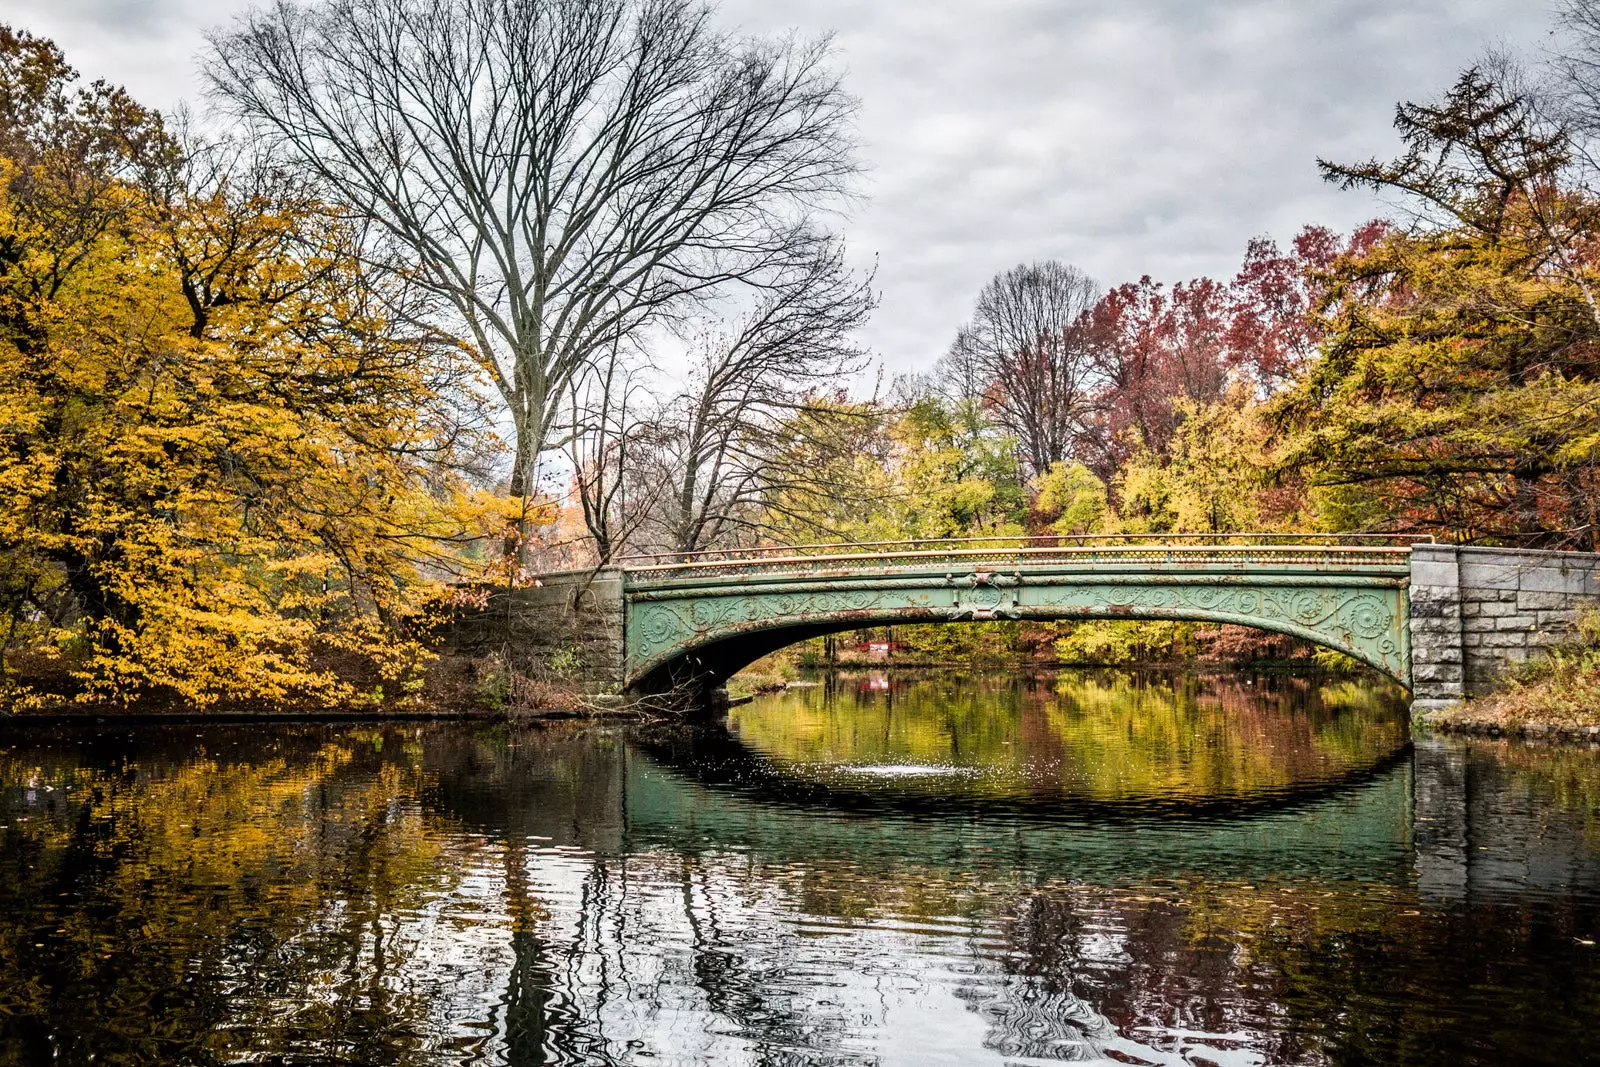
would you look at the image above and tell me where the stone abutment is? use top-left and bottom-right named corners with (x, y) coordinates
top-left (445, 570), bottom-right (627, 697)
top-left (1409, 545), bottom-right (1600, 710)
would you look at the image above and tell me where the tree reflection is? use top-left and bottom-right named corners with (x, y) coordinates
top-left (502, 841), bottom-right (609, 1066)
top-left (0, 728), bottom-right (450, 1063)
top-left (727, 670), bottom-right (1410, 805)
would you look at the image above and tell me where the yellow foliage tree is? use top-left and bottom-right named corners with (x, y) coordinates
top-left (1029, 460), bottom-right (1107, 536)
top-left (0, 28), bottom-right (502, 710)
top-left (1278, 68), bottom-right (1600, 547)
top-left (1107, 383), bottom-right (1306, 536)
top-left (1052, 384), bottom-right (1312, 664)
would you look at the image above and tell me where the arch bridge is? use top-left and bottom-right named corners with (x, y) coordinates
top-left (489, 536), bottom-right (1600, 711)
top-left (616, 537), bottom-right (1414, 703)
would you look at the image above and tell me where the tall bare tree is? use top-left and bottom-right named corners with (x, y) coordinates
top-left (206, 0), bottom-right (858, 552)
top-left (940, 260), bottom-right (1102, 479)
top-left (639, 241), bottom-right (874, 555)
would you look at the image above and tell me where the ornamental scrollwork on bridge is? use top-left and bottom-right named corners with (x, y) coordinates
top-left (1024, 583), bottom-right (1404, 670)
top-left (631, 587), bottom-right (891, 665)
top-left (625, 572), bottom-right (1408, 684)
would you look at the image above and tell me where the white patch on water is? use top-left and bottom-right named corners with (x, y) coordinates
top-left (847, 764), bottom-right (969, 777)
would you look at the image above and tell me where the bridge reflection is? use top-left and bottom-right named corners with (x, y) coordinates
top-left (625, 739), bottom-right (1419, 890)
top-left (631, 716), bottom-right (1414, 825)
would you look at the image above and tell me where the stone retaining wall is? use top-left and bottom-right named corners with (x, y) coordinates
top-left (1410, 546), bottom-right (1600, 709)
top-left (443, 570), bottom-right (627, 693)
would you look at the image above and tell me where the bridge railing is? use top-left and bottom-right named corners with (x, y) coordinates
top-left (619, 534), bottom-right (1427, 580)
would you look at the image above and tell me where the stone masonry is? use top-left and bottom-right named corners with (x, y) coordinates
top-left (1410, 545), bottom-right (1600, 710)
top-left (445, 569), bottom-right (627, 694)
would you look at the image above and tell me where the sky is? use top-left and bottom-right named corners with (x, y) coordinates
top-left (4, 0), bottom-right (1560, 377)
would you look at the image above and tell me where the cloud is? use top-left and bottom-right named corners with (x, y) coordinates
top-left (721, 0), bottom-right (1552, 374)
top-left (5, 0), bottom-right (242, 109)
top-left (6, 0), bottom-right (1555, 377)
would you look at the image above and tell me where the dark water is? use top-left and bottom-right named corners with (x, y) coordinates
top-left (2, 671), bottom-right (1599, 1066)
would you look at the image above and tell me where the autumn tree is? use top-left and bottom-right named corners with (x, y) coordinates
top-left (0, 27), bottom-right (494, 708)
top-left (1029, 461), bottom-right (1107, 536)
top-left (1276, 67), bottom-right (1600, 547)
top-left (881, 394), bottom-right (1028, 539)
top-left (941, 261), bottom-right (1102, 480)
top-left (1108, 384), bottom-right (1305, 536)
top-left (207, 0), bottom-right (860, 557)
top-left (1077, 276), bottom-right (1230, 471)
top-left (1225, 223), bottom-right (1388, 389)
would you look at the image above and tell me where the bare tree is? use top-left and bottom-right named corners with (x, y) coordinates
top-left (940, 261), bottom-right (1102, 480)
top-left (560, 340), bottom-right (661, 567)
top-left (206, 0), bottom-right (859, 554)
top-left (926, 329), bottom-right (987, 410)
top-left (1550, 3), bottom-right (1600, 162)
top-left (639, 242), bottom-right (874, 555)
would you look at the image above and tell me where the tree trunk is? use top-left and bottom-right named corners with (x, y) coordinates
top-left (505, 403), bottom-right (549, 573)
top-left (1512, 460), bottom-right (1544, 543)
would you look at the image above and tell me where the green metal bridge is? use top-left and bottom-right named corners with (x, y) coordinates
top-left (493, 536), bottom-right (1594, 708)
top-left (614, 535), bottom-right (1419, 700)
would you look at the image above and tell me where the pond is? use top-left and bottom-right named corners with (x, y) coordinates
top-left (1, 670), bottom-right (1598, 1065)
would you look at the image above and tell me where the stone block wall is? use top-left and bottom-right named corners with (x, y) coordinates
top-left (443, 569), bottom-right (627, 693)
top-left (1410, 545), bottom-right (1600, 709)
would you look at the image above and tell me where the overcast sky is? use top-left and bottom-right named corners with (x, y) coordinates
top-left (4, 0), bottom-right (1559, 375)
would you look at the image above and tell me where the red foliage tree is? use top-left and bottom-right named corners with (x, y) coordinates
top-left (1080, 222), bottom-right (1388, 476)
top-left (1080, 276), bottom-right (1230, 472)
top-left (1226, 222), bottom-right (1388, 387)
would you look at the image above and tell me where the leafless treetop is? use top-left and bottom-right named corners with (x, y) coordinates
top-left (207, 0), bottom-right (861, 506)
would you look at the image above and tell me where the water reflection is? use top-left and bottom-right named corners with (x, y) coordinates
top-left (658, 670), bottom-right (1414, 820)
top-left (734, 671), bottom-right (1410, 802)
top-left (0, 671), bottom-right (1595, 1066)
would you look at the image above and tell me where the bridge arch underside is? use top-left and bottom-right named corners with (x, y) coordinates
top-left (623, 570), bottom-right (1412, 701)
